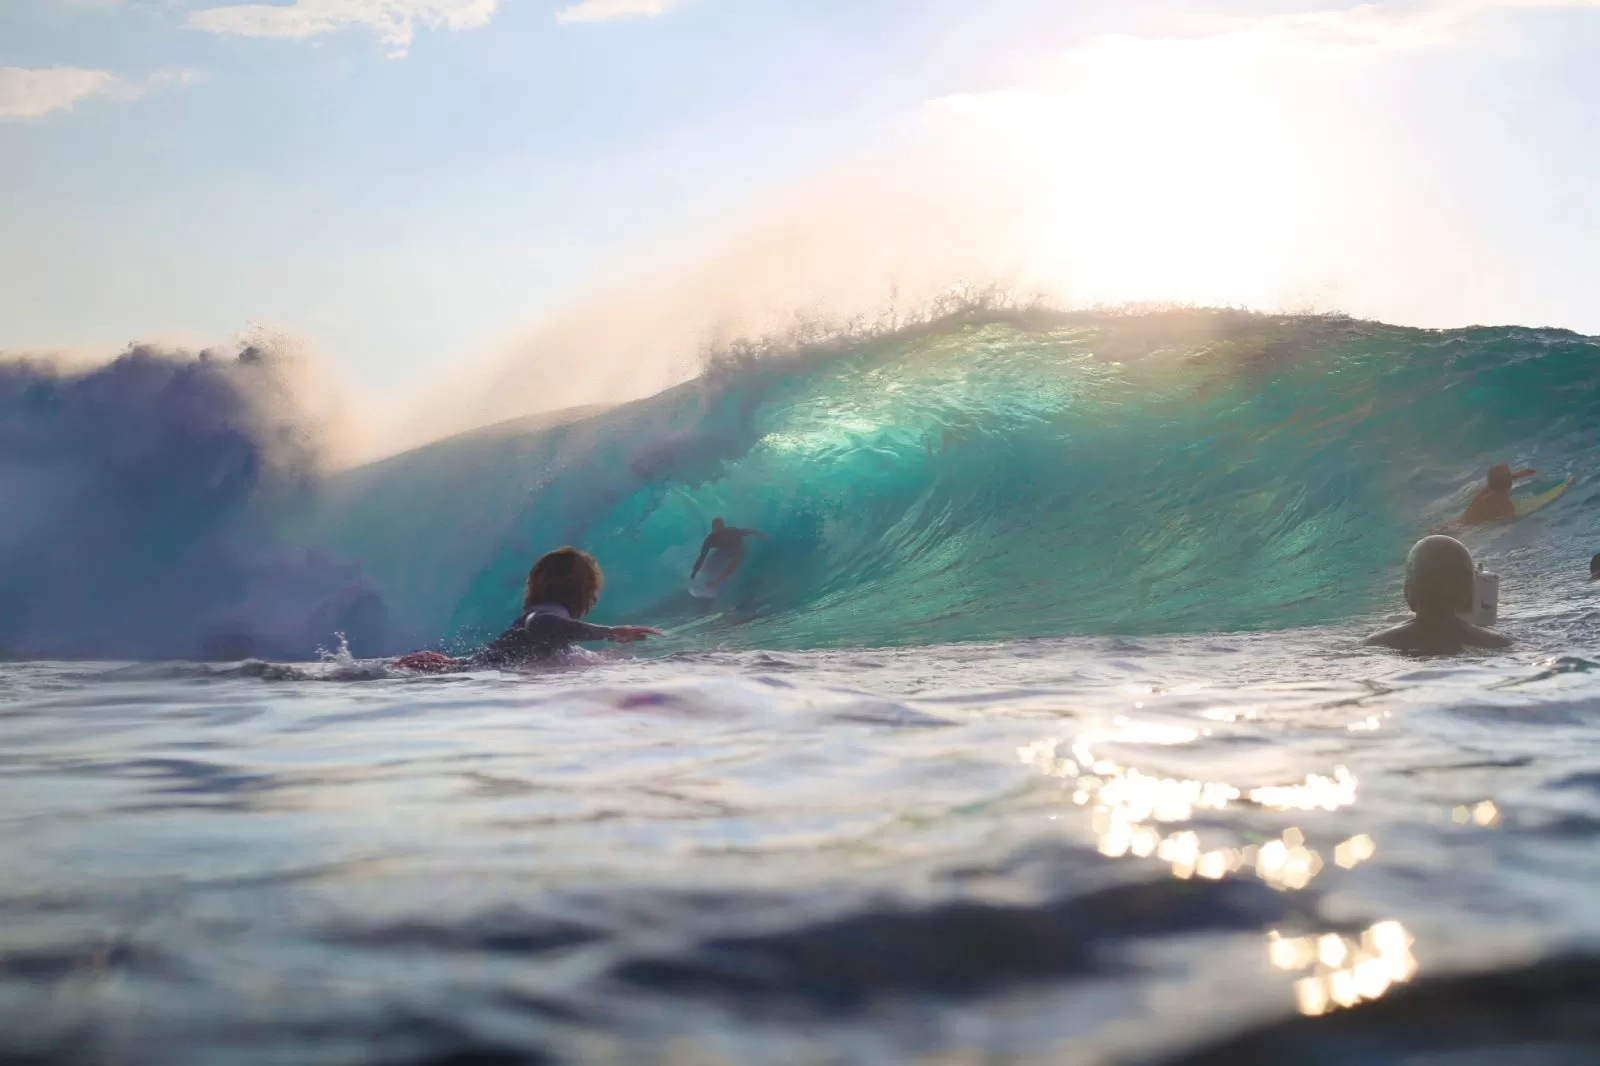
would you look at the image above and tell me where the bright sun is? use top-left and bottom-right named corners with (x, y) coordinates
top-left (938, 33), bottom-right (1331, 310)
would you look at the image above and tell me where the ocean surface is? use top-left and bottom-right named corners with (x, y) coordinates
top-left (4, 309), bottom-right (1600, 1063)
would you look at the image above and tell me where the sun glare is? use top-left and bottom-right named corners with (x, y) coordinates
top-left (938, 34), bottom-right (1329, 310)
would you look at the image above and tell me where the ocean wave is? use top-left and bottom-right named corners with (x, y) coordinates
top-left (302, 308), bottom-right (1600, 655)
top-left (6, 307), bottom-right (1596, 659)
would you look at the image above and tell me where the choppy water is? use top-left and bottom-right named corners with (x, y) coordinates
top-left (6, 616), bottom-right (1600, 1064)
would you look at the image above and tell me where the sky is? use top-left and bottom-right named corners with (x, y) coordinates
top-left (4, 0), bottom-right (1600, 452)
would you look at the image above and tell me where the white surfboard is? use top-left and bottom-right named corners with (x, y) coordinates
top-left (688, 548), bottom-right (733, 599)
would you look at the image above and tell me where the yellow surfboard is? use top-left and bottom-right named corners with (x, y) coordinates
top-left (1514, 475), bottom-right (1574, 519)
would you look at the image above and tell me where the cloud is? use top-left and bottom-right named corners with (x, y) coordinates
top-left (556, 0), bottom-right (675, 25)
top-left (148, 68), bottom-right (210, 89)
top-left (0, 67), bottom-right (125, 120)
top-left (1221, 0), bottom-right (1600, 52)
top-left (1446, 0), bottom-right (1600, 8)
top-left (0, 66), bottom-right (203, 122)
top-left (1008, 0), bottom-right (1600, 70)
top-left (186, 0), bottom-right (499, 56)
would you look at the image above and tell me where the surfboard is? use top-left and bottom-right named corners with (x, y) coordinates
top-left (662, 610), bottom-right (725, 636)
top-left (688, 548), bottom-right (733, 599)
top-left (1514, 475), bottom-right (1574, 519)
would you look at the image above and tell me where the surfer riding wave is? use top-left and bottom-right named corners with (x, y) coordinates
top-left (1460, 463), bottom-right (1537, 526)
top-left (690, 518), bottom-right (767, 595)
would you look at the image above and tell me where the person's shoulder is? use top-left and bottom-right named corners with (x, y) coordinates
top-left (1463, 623), bottom-right (1512, 649)
top-left (1364, 618), bottom-right (1509, 655)
top-left (1363, 619), bottom-right (1449, 653)
top-left (1363, 622), bottom-right (1414, 649)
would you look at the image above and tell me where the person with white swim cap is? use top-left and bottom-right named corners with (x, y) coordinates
top-left (1365, 535), bottom-right (1511, 654)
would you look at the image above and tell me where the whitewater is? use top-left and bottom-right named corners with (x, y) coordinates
top-left (4, 308), bottom-right (1600, 1064)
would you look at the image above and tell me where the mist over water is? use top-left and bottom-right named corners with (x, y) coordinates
top-left (0, 341), bottom-right (386, 660)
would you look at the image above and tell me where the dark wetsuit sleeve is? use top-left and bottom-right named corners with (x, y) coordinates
top-left (474, 612), bottom-right (614, 666)
top-left (526, 613), bottom-right (614, 645)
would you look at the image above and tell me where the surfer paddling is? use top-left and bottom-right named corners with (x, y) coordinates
top-left (1459, 463), bottom-right (1536, 526)
top-left (1364, 535), bottom-right (1510, 654)
top-left (690, 517), bottom-right (767, 592)
top-left (395, 547), bottom-right (659, 672)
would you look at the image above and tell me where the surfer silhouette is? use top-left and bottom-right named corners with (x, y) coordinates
top-left (395, 547), bottom-right (658, 672)
top-left (1590, 552), bottom-right (1600, 581)
top-left (1460, 463), bottom-right (1536, 525)
top-left (690, 517), bottom-right (767, 592)
top-left (1364, 535), bottom-right (1510, 654)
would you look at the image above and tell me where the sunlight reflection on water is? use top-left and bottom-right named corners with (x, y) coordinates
top-left (1020, 709), bottom-right (1418, 1016)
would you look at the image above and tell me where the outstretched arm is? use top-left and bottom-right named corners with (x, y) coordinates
top-left (1514, 468), bottom-right (1537, 479)
top-left (739, 528), bottom-right (768, 540)
top-left (535, 614), bottom-right (619, 644)
top-left (690, 538), bottom-right (712, 578)
top-left (530, 614), bottom-right (660, 645)
top-left (608, 624), bottom-right (662, 644)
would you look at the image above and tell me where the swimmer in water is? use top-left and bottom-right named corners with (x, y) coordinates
top-left (1590, 552), bottom-right (1600, 581)
top-left (395, 547), bottom-right (659, 672)
top-left (1459, 463), bottom-right (1537, 526)
top-left (690, 517), bottom-right (767, 590)
top-left (1364, 535), bottom-right (1510, 654)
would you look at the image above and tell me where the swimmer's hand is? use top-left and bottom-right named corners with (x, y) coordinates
top-left (610, 626), bottom-right (662, 644)
top-left (394, 650), bottom-right (458, 673)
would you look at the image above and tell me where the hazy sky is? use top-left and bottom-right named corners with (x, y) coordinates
top-left (5, 0), bottom-right (1600, 401)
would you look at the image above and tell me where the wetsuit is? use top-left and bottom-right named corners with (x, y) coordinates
top-left (471, 603), bottom-right (616, 667)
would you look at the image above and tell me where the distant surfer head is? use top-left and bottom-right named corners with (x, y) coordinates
top-left (711, 517), bottom-right (725, 532)
top-left (524, 547), bottom-right (603, 618)
top-left (1404, 535), bottom-right (1475, 617)
top-left (1460, 463), bottom-right (1536, 526)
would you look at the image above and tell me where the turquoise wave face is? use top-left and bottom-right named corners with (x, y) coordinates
top-left (301, 310), bottom-right (1600, 652)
